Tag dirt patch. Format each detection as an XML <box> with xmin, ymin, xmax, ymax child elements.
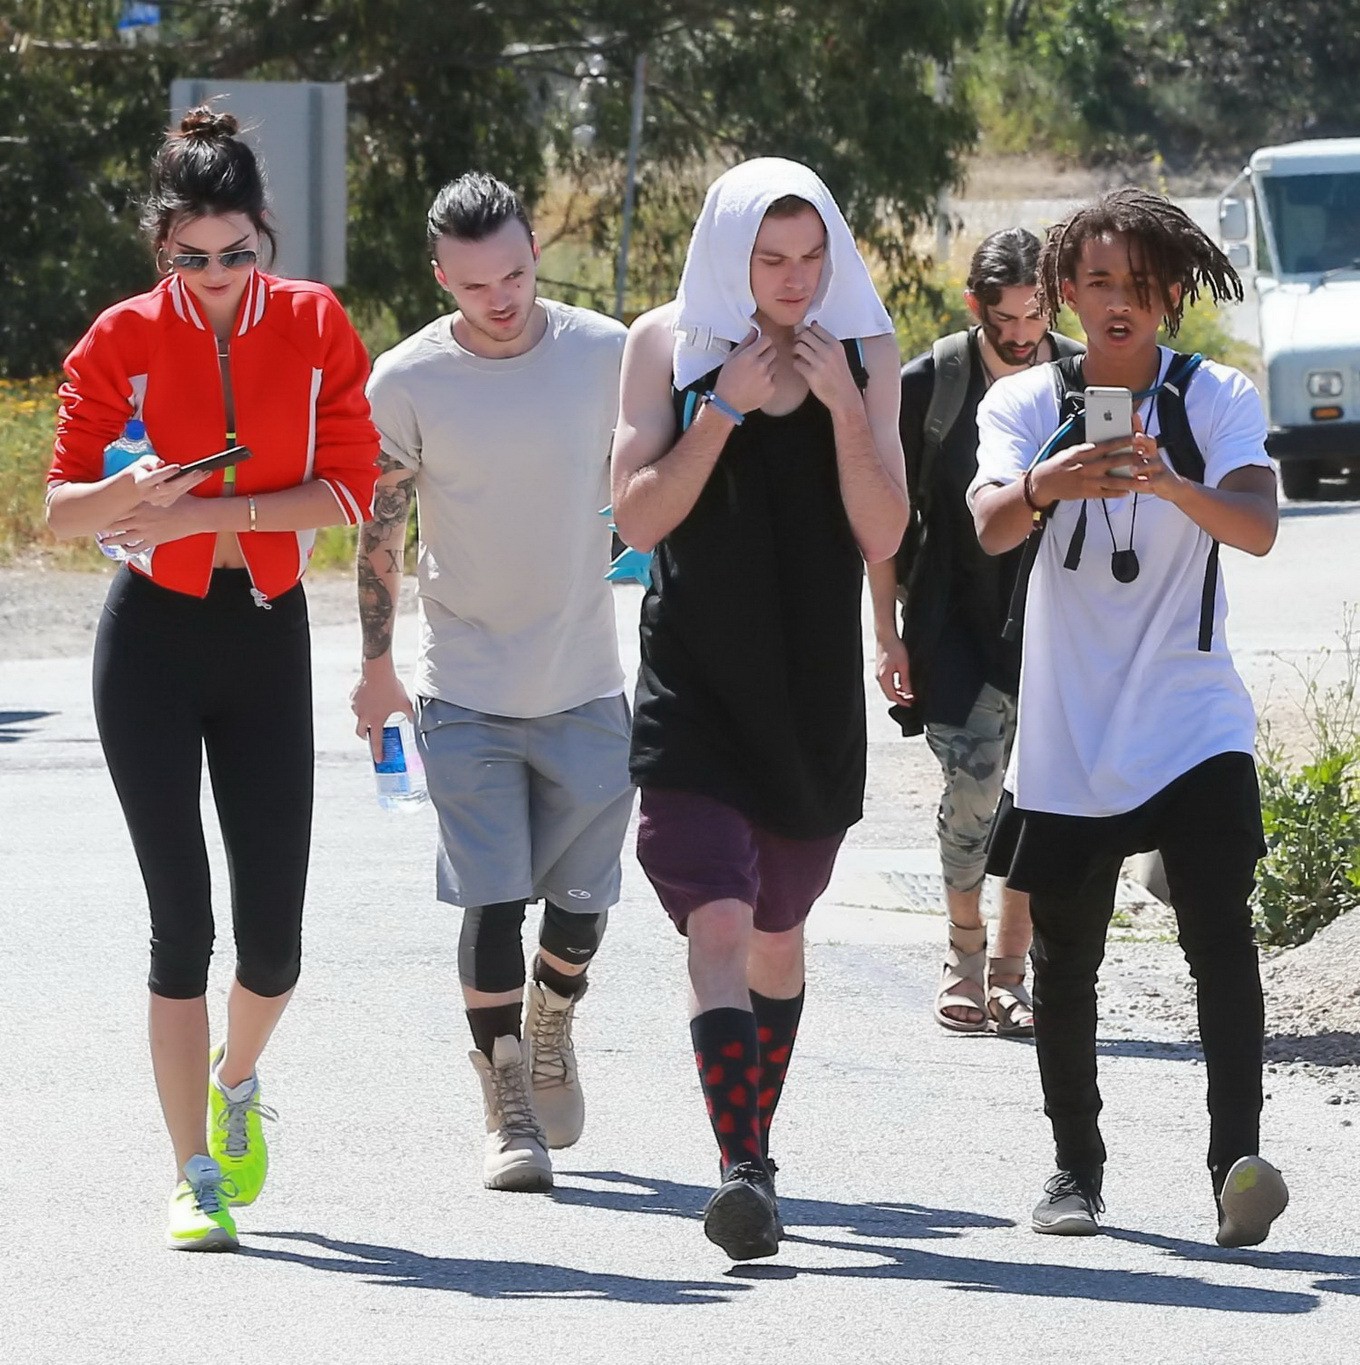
<box><xmin>1264</xmin><ymin>910</ymin><xmax>1360</xmax><ymax>1056</ymax></box>
<box><xmin>0</xmin><ymin>564</ymin><xmax>366</xmax><ymax>661</ymax></box>
<box><xmin>961</xmin><ymin>152</ymin><xmax>1235</xmax><ymax>201</ymax></box>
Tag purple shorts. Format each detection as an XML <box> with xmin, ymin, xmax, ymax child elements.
<box><xmin>636</xmin><ymin>787</ymin><xmax>845</xmax><ymax>935</ymax></box>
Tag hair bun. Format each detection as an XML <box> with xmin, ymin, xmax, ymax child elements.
<box><xmin>179</xmin><ymin>106</ymin><xmax>239</xmax><ymax>140</ymax></box>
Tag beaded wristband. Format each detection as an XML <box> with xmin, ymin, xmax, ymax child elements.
<box><xmin>1022</xmin><ymin>467</ymin><xmax>1042</xmax><ymax>515</ymax></box>
<box><xmin>701</xmin><ymin>390</ymin><xmax>745</xmax><ymax>425</ymax></box>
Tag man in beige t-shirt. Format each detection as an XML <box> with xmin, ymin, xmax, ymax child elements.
<box><xmin>351</xmin><ymin>173</ymin><xmax>632</xmax><ymax>1194</ymax></box>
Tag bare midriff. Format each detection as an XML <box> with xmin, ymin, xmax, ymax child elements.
<box><xmin>212</xmin><ymin>347</ymin><xmax>247</xmax><ymax>568</ymax></box>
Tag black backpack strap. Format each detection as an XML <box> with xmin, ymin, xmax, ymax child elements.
<box><xmin>1155</xmin><ymin>351</ymin><xmax>1205</xmax><ymax>481</ymax></box>
<box><xmin>916</xmin><ymin>331</ymin><xmax>973</xmax><ymax>517</ymax></box>
<box><xmin>673</xmin><ymin>362</ymin><xmax>721</xmax><ymax>433</ymax></box>
<box><xmin>1154</xmin><ymin>353</ymin><xmax>1218</xmax><ymax>651</ymax></box>
<box><xmin>1048</xmin><ymin>357</ymin><xmax>1094</xmax><ymax>574</ymax></box>
<box><xmin>1001</xmin><ymin>363</ymin><xmax>1087</xmax><ymax>642</ymax></box>
<box><xmin>842</xmin><ymin>337</ymin><xmax>870</xmax><ymax>392</ymax></box>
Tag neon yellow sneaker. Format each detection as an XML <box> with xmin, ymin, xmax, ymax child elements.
<box><xmin>167</xmin><ymin>1156</ymin><xmax>239</xmax><ymax>1252</ymax></box>
<box><xmin>208</xmin><ymin>1044</ymin><xmax>278</xmax><ymax>1206</ymax></box>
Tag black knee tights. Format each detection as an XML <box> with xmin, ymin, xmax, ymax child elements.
<box><xmin>93</xmin><ymin>569</ymin><xmax>313</xmax><ymax>1000</ymax></box>
<box><xmin>459</xmin><ymin>900</ymin><xmax>606</xmax><ymax>991</ymax></box>
<box><xmin>459</xmin><ymin>901</ymin><xmax>529</xmax><ymax>992</ymax></box>
<box><xmin>540</xmin><ymin>901</ymin><xmax>607</xmax><ymax>966</ymax></box>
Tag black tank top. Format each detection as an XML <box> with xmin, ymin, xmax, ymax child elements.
<box><xmin>630</xmin><ymin>358</ymin><xmax>867</xmax><ymax>839</ymax></box>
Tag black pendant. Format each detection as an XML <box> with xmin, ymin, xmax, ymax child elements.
<box><xmin>1111</xmin><ymin>548</ymin><xmax>1140</xmax><ymax>583</ymax></box>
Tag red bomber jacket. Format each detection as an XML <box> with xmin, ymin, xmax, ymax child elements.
<box><xmin>48</xmin><ymin>271</ymin><xmax>380</xmax><ymax>602</ymax></box>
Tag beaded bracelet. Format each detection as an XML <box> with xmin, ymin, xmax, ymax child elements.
<box><xmin>701</xmin><ymin>390</ymin><xmax>745</xmax><ymax>425</ymax></box>
<box><xmin>1022</xmin><ymin>467</ymin><xmax>1042</xmax><ymax>515</ymax></box>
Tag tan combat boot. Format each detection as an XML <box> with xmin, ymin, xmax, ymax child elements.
<box><xmin>525</xmin><ymin>980</ymin><xmax>586</xmax><ymax>1149</ymax></box>
<box><xmin>469</xmin><ymin>1036</ymin><xmax>553</xmax><ymax>1191</ymax></box>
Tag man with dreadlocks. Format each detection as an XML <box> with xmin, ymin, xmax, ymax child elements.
<box><xmin>968</xmin><ymin>188</ymin><xmax>1288</xmax><ymax>1247</ymax></box>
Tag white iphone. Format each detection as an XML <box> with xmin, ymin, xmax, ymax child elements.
<box><xmin>1084</xmin><ymin>386</ymin><xmax>1134</xmax><ymax>477</ymax></box>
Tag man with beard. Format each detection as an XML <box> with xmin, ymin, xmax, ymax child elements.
<box><xmin>352</xmin><ymin>173</ymin><xmax>633</xmax><ymax>1193</ymax></box>
<box><xmin>870</xmin><ymin>229</ymin><xmax>1083</xmax><ymax>1037</ymax></box>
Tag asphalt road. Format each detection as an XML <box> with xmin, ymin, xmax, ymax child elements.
<box><xmin>2</xmin><ymin>499</ymin><xmax>1359</xmax><ymax>1363</ymax></box>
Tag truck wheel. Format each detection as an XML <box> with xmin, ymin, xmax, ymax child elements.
<box><xmin>1280</xmin><ymin>460</ymin><xmax>1320</xmax><ymax>501</ymax></box>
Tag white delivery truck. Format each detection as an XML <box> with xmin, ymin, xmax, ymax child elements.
<box><xmin>1219</xmin><ymin>139</ymin><xmax>1360</xmax><ymax>499</ymax></box>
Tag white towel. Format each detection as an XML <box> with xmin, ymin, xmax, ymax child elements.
<box><xmin>672</xmin><ymin>157</ymin><xmax>893</xmax><ymax>390</ymax></box>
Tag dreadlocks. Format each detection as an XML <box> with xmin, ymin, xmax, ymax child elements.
<box><xmin>1037</xmin><ymin>187</ymin><xmax>1243</xmax><ymax>336</ymax></box>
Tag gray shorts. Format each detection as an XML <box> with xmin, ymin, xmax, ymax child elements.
<box><xmin>415</xmin><ymin>694</ymin><xmax>635</xmax><ymax>911</ymax></box>
<box><xmin>924</xmin><ymin>682</ymin><xmax>1017</xmax><ymax>894</ymax></box>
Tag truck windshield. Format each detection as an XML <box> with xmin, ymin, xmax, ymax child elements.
<box><xmin>1261</xmin><ymin>172</ymin><xmax>1360</xmax><ymax>275</ymax></box>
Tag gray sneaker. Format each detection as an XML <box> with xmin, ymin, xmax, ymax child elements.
<box><xmin>1031</xmin><ymin>1169</ymin><xmax>1104</xmax><ymax>1235</ymax></box>
<box><xmin>469</xmin><ymin>1036</ymin><xmax>553</xmax><ymax>1192</ymax></box>
<box><xmin>1216</xmin><ymin>1156</ymin><xmax>1289</xmax><ymax>1248</ymax></box>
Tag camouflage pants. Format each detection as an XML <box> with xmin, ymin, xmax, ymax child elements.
<box><xmin>924</xmin><ymin>683</ymin><xmax>1018</xmax><ymax>894</ymax></box>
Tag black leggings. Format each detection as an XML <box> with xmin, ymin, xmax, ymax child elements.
<box><xmin>1019</xmin><ymin>753</ymin><xmax>1265</xmax><ymax>1182</ymax></box>
<box><xmin>93</xmin><ymin>568</ymin><xmax>314</xmax><ymax>1000</ymax></box>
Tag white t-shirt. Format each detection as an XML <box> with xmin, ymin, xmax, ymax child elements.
<box><xmin>367</xmin><ymin>299</ymin><xmax>627</xmax><ymax>719</ymax></box>
<box><xmin>968</xmin><ymin>348</ymin><xmax>1271</xmax><ymax>817</ymax></box>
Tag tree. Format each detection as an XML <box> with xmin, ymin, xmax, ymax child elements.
<box><xmin>0</xmin><ymin>5</ymin><xmax>171</xmax><ymax>378</ymax></box>
<box><xmin>1</xmin><ymin>1</ymin><xmax>985</xmax><ymax>376</ymax></box>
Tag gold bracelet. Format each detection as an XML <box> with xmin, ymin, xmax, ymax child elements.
<box><xmin>247</xmin><ymin>495</ymin><xmax>257</xmax><ymax>533</ymax></box>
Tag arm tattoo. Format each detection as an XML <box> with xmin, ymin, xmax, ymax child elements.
<box><xmin>357</xmin><ymin>471</ymin><xmax>414</xmax><ymax>660</ymax></box>
<box><xmin>357</xmin><ymin>557</ymin><xmax>395</xmax><ymax>659</ymax></box>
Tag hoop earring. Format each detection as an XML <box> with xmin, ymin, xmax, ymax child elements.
<box><xmin>155</xmin><ymin>248</ymin><xmax>173</xmax><ymax>276</ymax></box>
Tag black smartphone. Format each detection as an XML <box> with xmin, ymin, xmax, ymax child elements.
<box><xmin>167</xmin><ymin>445</ymin><xmax>253</xmax><ymax>480</ymax></box>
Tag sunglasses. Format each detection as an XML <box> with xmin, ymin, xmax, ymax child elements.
<box><xmin>169</xmin><ymin>249</ymin><xmax>259</xmax><ymax>273</ymax></box>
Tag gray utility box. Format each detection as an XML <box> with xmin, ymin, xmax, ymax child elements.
<box><xmin>170</xmin><ymin>79</ymin><xmax>347</xmax><ymax>285</ymax></box>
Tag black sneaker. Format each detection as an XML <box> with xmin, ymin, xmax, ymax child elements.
<box><xmin>1031</xmin><ymin>1168</ymin><xmax>1105</xmax><ymax>1235</ymax></box>
<box><xmin>766</xmin><ymin>1156</ymin><xmax>784</xmax><ymax>1240</ymax></box>
<box><xmin>703</xmin><ymin>1161</ymin><xmax>780</xmax><ymax>1261</ymax></box>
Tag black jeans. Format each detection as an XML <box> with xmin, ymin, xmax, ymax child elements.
<box><xmin>1020</xmin><ymin>753</ymin><xmax>1265</xmax><ymax>1182</ymax></box>
<box><xmin>93</xmin><ymin>568</ymin><xmax>314</xmax><ymax>999</ymax></box>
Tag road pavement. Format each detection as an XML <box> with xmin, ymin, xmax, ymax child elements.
<box><xmin>2</xmin><ymin>500</ymin><xmax>1359</xmax><ymax>1363</ymax></box>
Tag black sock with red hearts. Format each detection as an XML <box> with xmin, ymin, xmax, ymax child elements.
<box><xmin>690</xmin><ymin>1008</ymin><xmax>765</xmax><ymax>1177</ymax></box>
<box><xmin>750</xmin><ymin>987</ymin><xmax>805</xmax><ymax>1157</ymax></box>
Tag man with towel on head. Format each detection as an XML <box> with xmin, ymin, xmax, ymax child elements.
<box><xmin>611</xmin><ymin>158</ymin><xmax>908</xmax><ymax>1261</ymax></box>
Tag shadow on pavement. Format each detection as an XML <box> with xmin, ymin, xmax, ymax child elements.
<box><xmin>244</xmin><ymin>1228</ymin><xmax>748</xmax><ymax>1305</ymax></box>
<box><xmin>1279</xmin><ymin>498</ymin><xmax>1360</xmax><ymax>518</ymax></box>
<box><xmin>1095</xmin><ymin>1032</ymin><xmax>1360</xmax><ymax>1069</ymax></box>
<box><xmin>0</xmin><ymin>710</ymin><xmax>52</xmax><ymax>744</ymax></box>
<box><xmin>1264</xmin><ymin>1032</ymin><xmax>1360</xmax><ymax>1067</ymax></box>
<box><xmin>556</xmin><ymin>1171</ymin><xmax>1319</xmax><ymax>1314</ymax></box>
<box><xmin>1106</xmin><ymin>1226</ymin><xmax>1360</xmax><ymax>1299</ymax></box>
<box><xmin>554</xmin><ymin>1168</ymin><xmax>1009</xmax><ymax>1237</ymax></box>
<box><xmin>1096</xmin><ymin>1036</ymin><xmax>1204</xmax><ymax>1062</ymax></box>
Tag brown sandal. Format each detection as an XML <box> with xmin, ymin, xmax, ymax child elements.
<box><xmin>934</xmin><ymin>922</ymin><xmax>989</xmax><ymax>1034</ymax></box>
<box><xmin>987</xmin><ymin>956</ymin><xmax>1035</xmax><ymax>1037</ymax></box>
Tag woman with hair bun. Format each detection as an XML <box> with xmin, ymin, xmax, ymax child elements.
<box><xmin>45</xmin><ymin>106</ymin><xmax>380</xmax><ymax>1252</ymax></box>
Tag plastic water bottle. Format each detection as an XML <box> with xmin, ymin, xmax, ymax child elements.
<box><xmin>373</xmin><ymin>716</ymin><xmax>428</xmax><ymax>811</ymax></box>
<box><xmin>98</xmin><ymin>419</ymin><xmax>154</xmax><ymax>563</ymax></box>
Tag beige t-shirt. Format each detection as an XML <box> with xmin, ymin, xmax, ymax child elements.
<box><xmin>367</xmin><ymin>299</ymin><xmax>627</xmax><ymax>718</ymax></box>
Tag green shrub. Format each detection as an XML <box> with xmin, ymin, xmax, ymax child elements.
<box><xmin>1255</xmin><ymin>612</ymin><xmax>1360</xmax><ymax>948</ymax></box>
<box><xmin>0</xmin><ymin>376</ymin><xmax>104</xmax><ymax>566</ymax></box>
